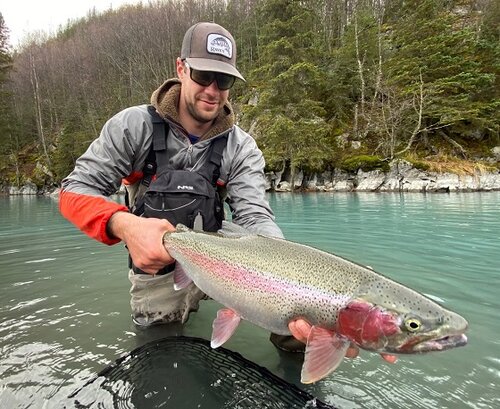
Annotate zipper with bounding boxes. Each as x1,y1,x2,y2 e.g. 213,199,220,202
187,144,194,167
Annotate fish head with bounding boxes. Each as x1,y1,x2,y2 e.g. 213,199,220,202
336,292,468,354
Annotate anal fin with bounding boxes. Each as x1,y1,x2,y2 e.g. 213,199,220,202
211,308,241,348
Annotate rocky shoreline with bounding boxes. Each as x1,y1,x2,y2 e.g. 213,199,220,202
266,160,500,193
3,161,500,195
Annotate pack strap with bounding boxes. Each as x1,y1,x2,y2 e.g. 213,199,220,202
141,105,167,187
148,105,167,151
144,105,228,187
206,135,228,186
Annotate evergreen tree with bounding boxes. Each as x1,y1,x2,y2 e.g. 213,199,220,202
242,0,333,182
476,0,500,133
0,13,14,150
326,5,382,134
0,13,21,185
385,0,498,155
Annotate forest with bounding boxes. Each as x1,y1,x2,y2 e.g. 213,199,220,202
0,0,498,190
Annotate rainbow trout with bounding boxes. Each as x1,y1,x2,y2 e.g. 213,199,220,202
163,223,468,383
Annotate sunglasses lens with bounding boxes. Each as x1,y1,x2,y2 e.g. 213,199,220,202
216,74,236,90
188,65,235,91
190,69,215,87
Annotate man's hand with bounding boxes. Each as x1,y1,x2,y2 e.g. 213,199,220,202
108,211,175,274
288,318,398,363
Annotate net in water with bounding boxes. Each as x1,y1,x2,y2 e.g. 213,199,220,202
69,336,335,409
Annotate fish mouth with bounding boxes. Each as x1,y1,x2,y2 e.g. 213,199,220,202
413,333,468,353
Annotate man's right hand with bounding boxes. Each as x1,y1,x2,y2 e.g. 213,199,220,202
107,211,175,274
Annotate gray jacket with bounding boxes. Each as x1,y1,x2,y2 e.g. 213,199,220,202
61,80,282,241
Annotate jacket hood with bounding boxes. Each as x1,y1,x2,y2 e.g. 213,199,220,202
150,78,235,141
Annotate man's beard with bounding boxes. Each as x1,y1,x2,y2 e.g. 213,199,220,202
186,98,220,124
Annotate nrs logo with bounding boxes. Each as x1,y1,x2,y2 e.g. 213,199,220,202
177,185,194,190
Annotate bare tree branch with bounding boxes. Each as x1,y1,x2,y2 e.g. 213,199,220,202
396,69,425,156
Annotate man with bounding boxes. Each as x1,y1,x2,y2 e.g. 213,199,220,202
60,21,283,324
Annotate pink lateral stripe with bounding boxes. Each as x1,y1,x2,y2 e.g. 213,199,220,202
177,247,347,305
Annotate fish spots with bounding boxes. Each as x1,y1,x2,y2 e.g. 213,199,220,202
165,227,468,357
168,236,351,328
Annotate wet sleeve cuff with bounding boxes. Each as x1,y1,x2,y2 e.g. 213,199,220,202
59,189,129,245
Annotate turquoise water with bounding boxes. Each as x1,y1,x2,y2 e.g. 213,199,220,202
0,192,498,408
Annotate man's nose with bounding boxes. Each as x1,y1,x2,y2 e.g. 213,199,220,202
205,80,220,92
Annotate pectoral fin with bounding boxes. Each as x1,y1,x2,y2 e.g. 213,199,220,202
211,308,241,348
172,263,192,290
301,326,350,384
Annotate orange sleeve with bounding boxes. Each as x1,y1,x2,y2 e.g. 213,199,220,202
59,189,129,245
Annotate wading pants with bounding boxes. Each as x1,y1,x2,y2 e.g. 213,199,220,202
128,269,206,326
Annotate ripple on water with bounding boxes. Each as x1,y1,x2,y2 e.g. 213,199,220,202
24,258,57,264
8,297,49,311
484,357,500,380
0,249,21,255
0,340,104,409
304,353,488,409
11,281,34,287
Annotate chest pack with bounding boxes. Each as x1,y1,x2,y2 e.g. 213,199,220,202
131,105,228,233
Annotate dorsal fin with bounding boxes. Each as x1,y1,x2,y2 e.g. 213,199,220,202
175,224,190,233
218,221,256,238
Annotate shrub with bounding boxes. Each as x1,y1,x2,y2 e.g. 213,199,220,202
340,155,389,173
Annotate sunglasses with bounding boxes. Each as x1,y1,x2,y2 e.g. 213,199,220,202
184,62,236,91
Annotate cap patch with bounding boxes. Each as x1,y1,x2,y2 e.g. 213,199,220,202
206,34,232,59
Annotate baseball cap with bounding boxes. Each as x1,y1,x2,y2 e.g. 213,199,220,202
181,22,245,82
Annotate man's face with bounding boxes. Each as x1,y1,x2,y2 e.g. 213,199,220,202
177,59,230,124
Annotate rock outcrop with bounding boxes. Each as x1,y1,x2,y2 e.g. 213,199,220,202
268,160,500,192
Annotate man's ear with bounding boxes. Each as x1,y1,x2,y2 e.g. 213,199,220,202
176,58,186,80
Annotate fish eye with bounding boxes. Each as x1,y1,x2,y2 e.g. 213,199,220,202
404,318,422,332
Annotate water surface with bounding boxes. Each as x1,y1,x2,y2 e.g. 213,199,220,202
0,192,498,408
